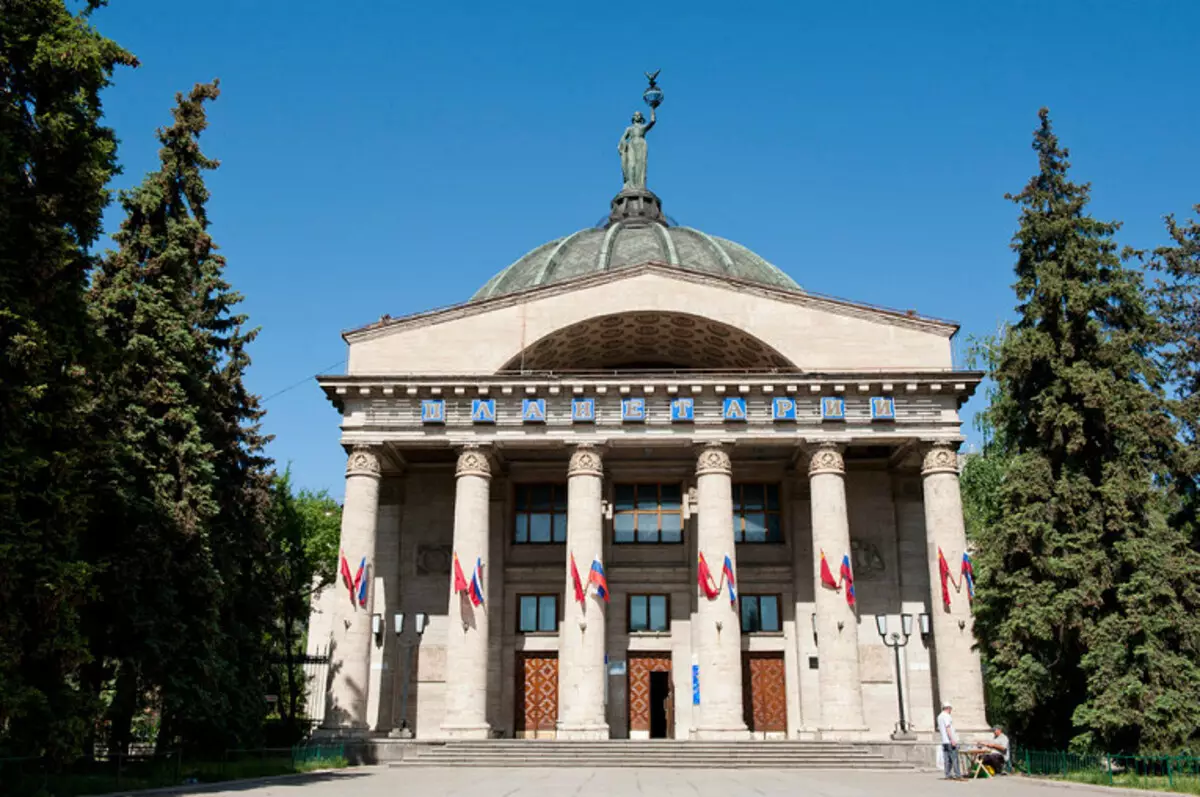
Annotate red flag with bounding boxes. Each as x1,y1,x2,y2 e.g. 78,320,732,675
570,553,585,604
339,552,354,595
819,550,839,591
938,547,952,610
697,553,721,600
452,553,469,594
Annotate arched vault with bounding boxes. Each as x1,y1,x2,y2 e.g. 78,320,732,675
498,311,797,373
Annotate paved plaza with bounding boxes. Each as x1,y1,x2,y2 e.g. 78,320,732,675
194,768,1114,797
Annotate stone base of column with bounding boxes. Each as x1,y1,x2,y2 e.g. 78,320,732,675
555,723,610,740
815,725,871,742
311,726,371,741
440,723,492,739
691,725,751,741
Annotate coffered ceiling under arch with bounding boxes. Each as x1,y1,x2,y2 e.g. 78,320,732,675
498,311,796,373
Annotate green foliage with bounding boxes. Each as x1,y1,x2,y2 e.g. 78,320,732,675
0,0,136,760
1145,207,1200,541
971,109,1200,753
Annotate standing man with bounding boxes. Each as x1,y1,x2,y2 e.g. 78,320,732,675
938,702,962,779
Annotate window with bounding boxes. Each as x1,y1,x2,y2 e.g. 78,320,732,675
613,483,683,543
732,484,782,543
514,484,568,544
629,594,670,632
740,595,782,633
518,594,558,633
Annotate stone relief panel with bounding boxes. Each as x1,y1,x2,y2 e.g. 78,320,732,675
416,544,452,577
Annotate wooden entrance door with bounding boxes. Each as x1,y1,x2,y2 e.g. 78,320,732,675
742,652,787,733
628,653,672,738
515,652,558,738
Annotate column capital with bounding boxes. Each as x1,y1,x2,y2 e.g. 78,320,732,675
568,444,604,477
921,441,961,476
455,445,493,479
695,442,732,476
808,442,845,476
346,445,382,479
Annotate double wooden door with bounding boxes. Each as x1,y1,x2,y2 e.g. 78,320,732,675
742,652,787,733
515,652,558,738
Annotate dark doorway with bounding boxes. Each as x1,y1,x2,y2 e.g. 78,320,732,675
649,671,670,739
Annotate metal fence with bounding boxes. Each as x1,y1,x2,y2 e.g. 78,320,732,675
1019,749,1200,794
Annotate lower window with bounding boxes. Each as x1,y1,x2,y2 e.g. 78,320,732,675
518,594,558,633
740,595,781,633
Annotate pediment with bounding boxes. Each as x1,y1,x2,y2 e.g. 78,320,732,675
343,263,958,376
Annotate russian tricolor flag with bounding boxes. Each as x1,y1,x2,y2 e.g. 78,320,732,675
354,557,369,608
840,554,856,607
721,555,737,604
588,558,609,603
962,552,975,603
469,558,485,607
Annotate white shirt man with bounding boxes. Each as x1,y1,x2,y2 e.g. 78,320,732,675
937,703,962,779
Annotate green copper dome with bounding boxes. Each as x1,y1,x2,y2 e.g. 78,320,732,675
471,214,800,301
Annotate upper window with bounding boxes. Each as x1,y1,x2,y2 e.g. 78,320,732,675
514,484,567,544
613,483,683,544
518,594,559,633
741,594,782,633
629,594,670,632
732,483,782,543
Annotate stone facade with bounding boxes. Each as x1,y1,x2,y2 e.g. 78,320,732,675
309,266,988,742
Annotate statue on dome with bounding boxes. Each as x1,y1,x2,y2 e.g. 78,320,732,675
618,70,663,191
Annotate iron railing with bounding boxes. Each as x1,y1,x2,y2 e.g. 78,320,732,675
1018,748,1200,794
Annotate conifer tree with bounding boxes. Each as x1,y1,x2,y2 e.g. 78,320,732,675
88,81,278,752
1146,207,1200,539
0,0,135,758
973,109,1200,752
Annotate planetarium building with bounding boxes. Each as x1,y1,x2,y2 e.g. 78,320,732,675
308,88,987,744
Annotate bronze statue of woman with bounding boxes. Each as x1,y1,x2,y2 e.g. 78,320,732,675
618,107,656,191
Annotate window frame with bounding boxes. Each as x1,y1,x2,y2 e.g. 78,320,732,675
512,483,569,545
731,483,784,544
627,593,671,633
611,482,685,545
740,593,783,634
516,593,560,634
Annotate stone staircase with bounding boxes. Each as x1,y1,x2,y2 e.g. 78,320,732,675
385,739,916,769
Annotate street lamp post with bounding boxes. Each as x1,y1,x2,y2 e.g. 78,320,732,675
388,611,428,739
875,613,917,741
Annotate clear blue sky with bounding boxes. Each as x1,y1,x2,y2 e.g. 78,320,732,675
92,0,1200,496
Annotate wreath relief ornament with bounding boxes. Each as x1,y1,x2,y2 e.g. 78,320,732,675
921,443,959,475
346,446,381,477
568,444,603,477
808,443,845,476
695,444,731,476
455,446,492,478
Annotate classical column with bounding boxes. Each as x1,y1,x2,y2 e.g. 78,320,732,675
691,443,749,739
323,445,382,731
557,444,609,739
808,442,866,736
921,442,987,730
440,445,493,738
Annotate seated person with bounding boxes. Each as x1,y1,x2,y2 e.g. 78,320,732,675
981,726,1010,772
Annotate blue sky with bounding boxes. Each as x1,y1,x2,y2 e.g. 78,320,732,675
92,0,1200,496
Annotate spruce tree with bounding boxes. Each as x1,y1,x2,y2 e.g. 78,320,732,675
1146,207,1200,539
88,81,277,752
0,0,135,758
973,109,1200,752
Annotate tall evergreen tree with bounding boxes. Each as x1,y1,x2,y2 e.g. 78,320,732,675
1145,207,1200,540
88,81,277,753
0,0,135,758
973,109,1200,752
